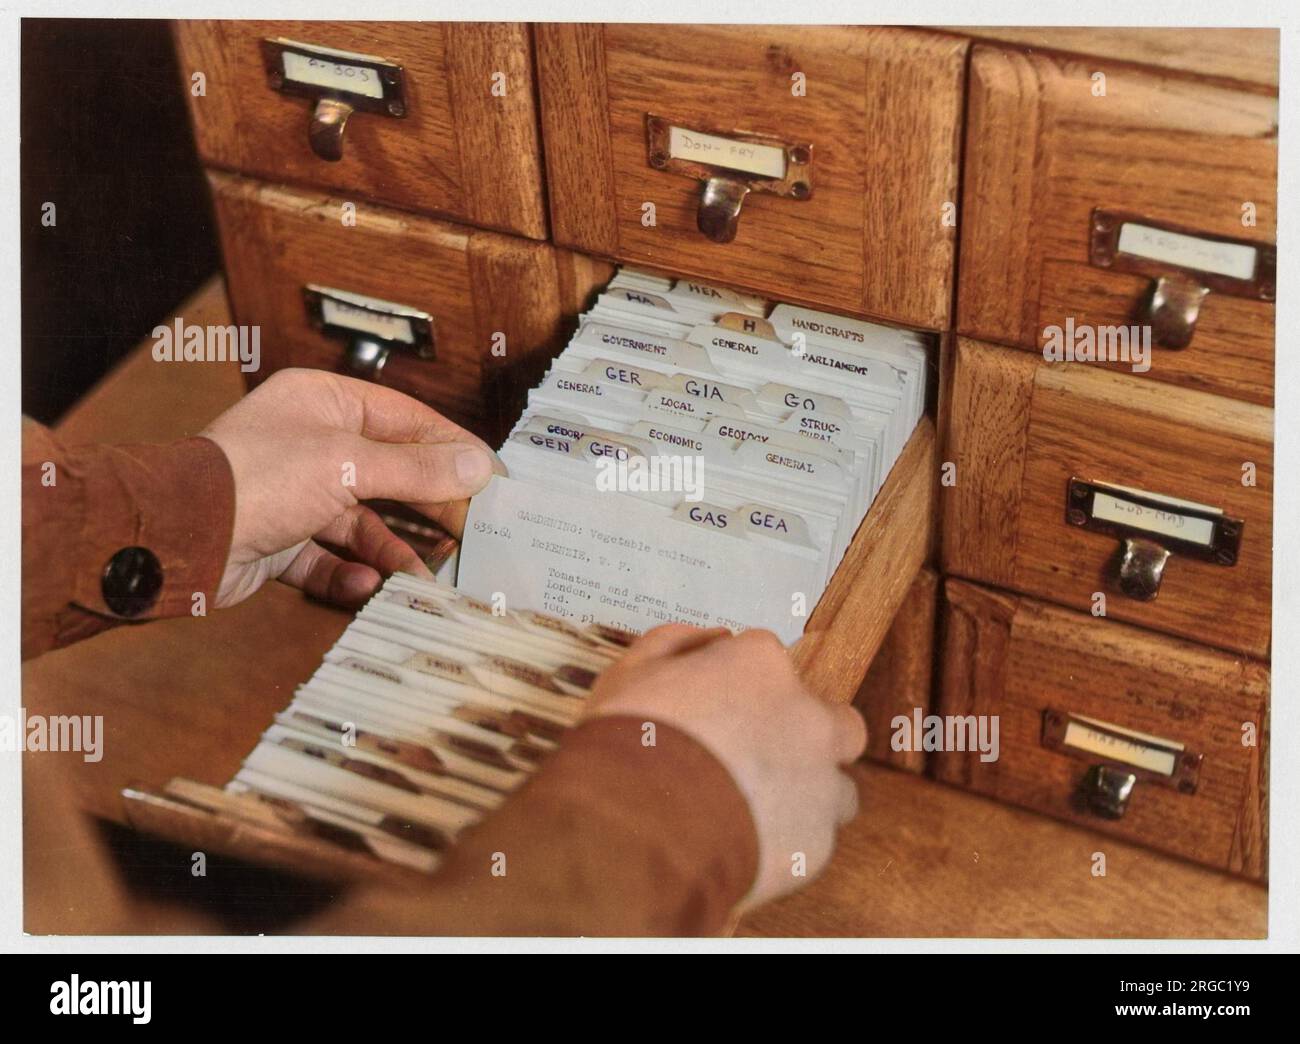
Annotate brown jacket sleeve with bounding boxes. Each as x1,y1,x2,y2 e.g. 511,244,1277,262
21,417,236,659
302,715,761,936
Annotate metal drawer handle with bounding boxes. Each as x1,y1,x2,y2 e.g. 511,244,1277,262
646,115,813,245
1088,208,1275,351
698,176,752,244
303,285,434,385
308,98,354,163
343,336,390,380
262,38,408,164
1065,478,1242,602
1042,709,1203,821
1080,764,1138,820
1116,536,1172,602
1143,274,1211,350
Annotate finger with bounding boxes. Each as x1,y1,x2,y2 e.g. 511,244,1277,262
834,770,861,825
620,623,732,667
327,372,501,452
409,497,471,541
315,505,434,579
279,539,384,609
346,439,500,536
829,704,869,764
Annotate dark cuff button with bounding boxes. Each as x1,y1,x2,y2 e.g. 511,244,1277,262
101,546,164,617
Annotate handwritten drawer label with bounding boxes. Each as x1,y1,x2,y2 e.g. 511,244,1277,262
1066,477,1241,567
1061,716,1180,777
667,126,787,180
281,48,385,100
321,295,414,344
1117,222,1258,281
304,285,434,358
1090,489,1217,548
1042,709,1201,793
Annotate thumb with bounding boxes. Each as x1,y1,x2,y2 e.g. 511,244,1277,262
348,437,500,505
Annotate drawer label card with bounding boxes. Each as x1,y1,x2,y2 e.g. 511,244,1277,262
1090,489,1217,548
1089,208,1275,302
1065,477,1243,565
262,38,407,117
1116,223,1257,282
304,285,435,358
1042,709,1201,793
667,127,787,180
281,47,386,101
645,115,813,201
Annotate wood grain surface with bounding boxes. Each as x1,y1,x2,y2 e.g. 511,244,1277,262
945,27,1279,89
208,171,609,444
736,762,1266,938
792,417,935,705
934,578,1269,879
26,283,1267,936
958,45,1277,405
943,338,1273,658
174,21,548,238
854,567,937,774
536,24,966,330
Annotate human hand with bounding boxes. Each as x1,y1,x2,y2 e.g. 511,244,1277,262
201,368,502,610
584,623,867,908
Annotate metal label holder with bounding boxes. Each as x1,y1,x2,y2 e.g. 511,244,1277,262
1042,709,1202,794
304,285,434,381
1042,708,1202,819
1065,477,1242,601
645,115,813,244
1088,208,1276,349
262,38,408,161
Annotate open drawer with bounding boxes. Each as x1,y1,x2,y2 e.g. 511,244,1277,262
116,418,934,880
26,329,936,882
113,415,935,880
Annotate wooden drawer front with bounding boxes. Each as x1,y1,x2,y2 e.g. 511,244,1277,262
947,29,1279,89
854,567,937,773
209,171,608,442
943,339,1272,658
536,24,966,330
175,21,547,238
958,45,1277,405
935,579,1268,878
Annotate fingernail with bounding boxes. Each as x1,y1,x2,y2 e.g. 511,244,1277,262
455,446,494,489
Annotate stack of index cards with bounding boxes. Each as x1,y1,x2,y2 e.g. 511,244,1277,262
209,572,629,873
456,268,927,645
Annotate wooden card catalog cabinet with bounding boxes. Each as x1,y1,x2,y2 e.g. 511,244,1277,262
174,21,548,238
535,24,967,330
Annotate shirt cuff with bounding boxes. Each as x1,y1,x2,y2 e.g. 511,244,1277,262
66,436,235,621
